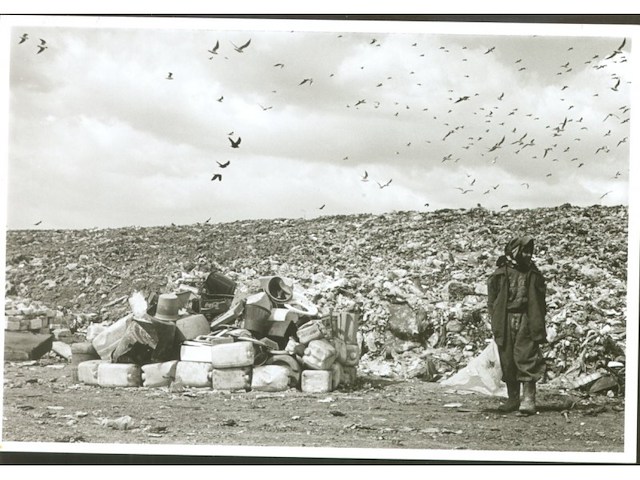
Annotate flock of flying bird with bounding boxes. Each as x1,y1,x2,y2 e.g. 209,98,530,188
18,30,630,225
185,34,629,212
18,33,48,54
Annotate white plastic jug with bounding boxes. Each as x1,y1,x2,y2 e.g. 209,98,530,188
175,361,212,388
180,342,215,362
303,339,337,370
77,359,105,385
210,341,255,368
210,367,252,392
301,370,332,393
297,321,324,345
141,360,178,387
266,354,301,388
97,363,142,387
251,365,290,392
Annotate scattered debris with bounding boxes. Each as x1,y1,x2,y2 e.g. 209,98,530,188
4,206,628,398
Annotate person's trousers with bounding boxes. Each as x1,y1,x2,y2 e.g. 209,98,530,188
497,312,545,383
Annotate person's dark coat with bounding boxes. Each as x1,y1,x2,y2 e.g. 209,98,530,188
487,243,547,347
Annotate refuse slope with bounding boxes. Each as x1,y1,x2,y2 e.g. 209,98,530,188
4,204,629,386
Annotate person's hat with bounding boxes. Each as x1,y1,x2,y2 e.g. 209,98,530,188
154,293,180,321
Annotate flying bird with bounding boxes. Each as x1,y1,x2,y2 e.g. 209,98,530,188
442,130,455,141
484,46,495,54
599,191,613,200
605,38,626,59
273,63,285,68
521,183,530,189
18,33,28,44
217,96,224,102
319,204,326,210
231,39,251,53
211,174,222,181
228,137,241,148
454,96,470,103
377,179,392,189
217,161,230,168
207,41,220,57
498,92,504,101
488,136,505,152
511,133,528,145
617,137,628,147
34,220,42,226
166,72,174,80
36,44,48,54
299,78,313,86
259,104,273,111
501,205,509,209
611,78,621,91
456,187,473,194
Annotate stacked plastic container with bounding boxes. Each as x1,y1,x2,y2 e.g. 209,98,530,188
292,311,361,393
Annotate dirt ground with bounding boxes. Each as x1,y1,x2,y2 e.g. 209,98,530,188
1,354,628,464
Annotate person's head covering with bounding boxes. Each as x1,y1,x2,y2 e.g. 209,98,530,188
496,236,535,269
505,236,534,262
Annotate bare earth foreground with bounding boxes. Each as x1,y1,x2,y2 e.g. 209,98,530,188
1,355,626,461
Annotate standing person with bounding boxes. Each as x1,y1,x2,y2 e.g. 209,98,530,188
487,236,547,414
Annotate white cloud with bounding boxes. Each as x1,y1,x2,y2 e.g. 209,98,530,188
5,19,633,229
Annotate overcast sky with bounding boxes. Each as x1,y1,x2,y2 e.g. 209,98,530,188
1,17,635,230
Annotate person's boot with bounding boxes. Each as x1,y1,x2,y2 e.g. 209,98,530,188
498,381,520,412
519,381,537,415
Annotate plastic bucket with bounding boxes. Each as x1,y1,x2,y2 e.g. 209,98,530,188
174,290,191,309
199,294,234,319
259,276,293,303
204,272,237,296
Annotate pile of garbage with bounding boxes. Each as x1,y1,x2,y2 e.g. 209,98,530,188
4,205,629,396
71,272,360,393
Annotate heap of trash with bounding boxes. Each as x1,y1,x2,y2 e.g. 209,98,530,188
69,272,360,393
4,205,629,397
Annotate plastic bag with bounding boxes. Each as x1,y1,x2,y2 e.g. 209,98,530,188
111,316,178,364
440,340,506,397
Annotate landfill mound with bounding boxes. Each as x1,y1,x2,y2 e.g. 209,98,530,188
4,204,629,391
